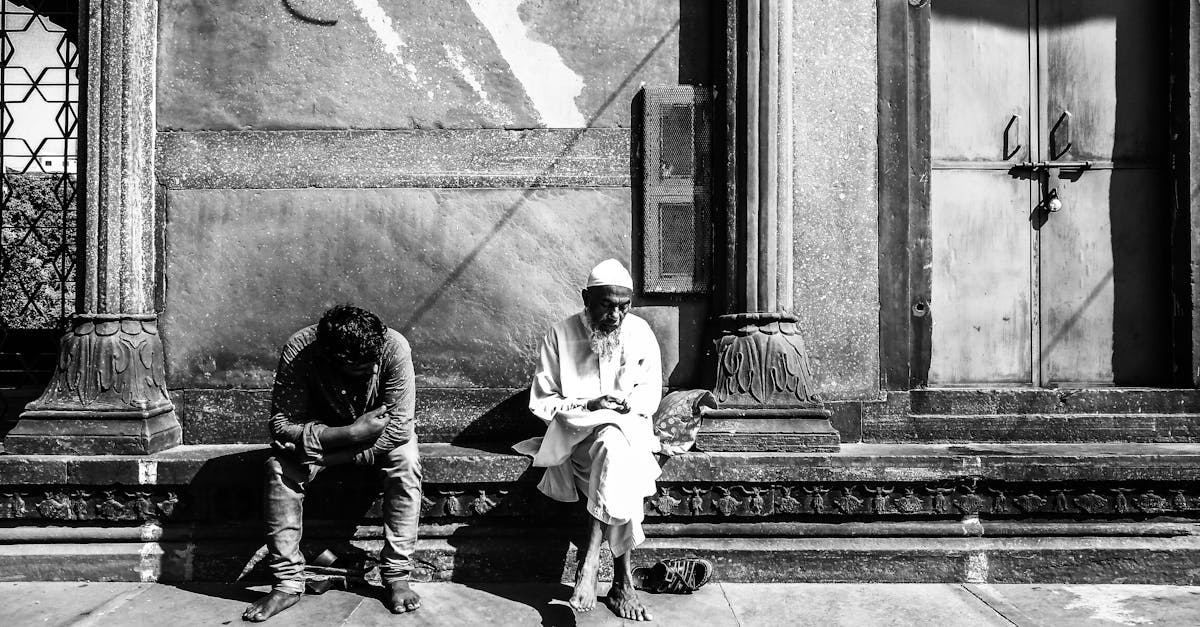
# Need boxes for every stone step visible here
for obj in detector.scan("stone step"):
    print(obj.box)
[864,413,1200,443]
[169,388,1200,447]
[3,534,1199,584]
[898,389,1200,415]
[2,443,1200,524]
[2,443,1200,583]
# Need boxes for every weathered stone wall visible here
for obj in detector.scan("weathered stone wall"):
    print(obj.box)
[790,0,881,401]
[155,0,719,439]
[158,0,717,130]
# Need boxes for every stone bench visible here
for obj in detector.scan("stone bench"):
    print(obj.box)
[3,442,1200,583]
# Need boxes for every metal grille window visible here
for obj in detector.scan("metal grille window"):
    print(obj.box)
[638,86,712,294]
[1,0,79,392]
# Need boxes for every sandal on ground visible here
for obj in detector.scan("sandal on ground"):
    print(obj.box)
[631,557,713,594]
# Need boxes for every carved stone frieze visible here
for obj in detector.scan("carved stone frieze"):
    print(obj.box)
[1136,491,1170,513]
[1,483,1196,523]
[1074,490,1109,514]
[646,487,681,516]
[713,487,742,516]
[954,487,986,516]
[895,488,924,514]
[865,486,895,515]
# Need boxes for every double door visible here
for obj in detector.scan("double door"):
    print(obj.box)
[929,0,1172,387]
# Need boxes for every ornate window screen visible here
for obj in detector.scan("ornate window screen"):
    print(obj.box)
[639,86,713,294]
[1,0,79,387]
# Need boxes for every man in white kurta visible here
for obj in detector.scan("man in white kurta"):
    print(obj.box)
[517,259,662,621]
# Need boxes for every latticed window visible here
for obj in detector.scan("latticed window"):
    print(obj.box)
[1,0,79,394]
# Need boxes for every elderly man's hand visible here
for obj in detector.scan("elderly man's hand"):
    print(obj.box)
[585,395,629,413]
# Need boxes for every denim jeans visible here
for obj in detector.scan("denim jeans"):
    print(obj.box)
[263,434,422,594]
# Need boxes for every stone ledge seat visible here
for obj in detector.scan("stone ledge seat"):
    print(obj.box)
[4,442,1200,584]
[6,441,1200,485]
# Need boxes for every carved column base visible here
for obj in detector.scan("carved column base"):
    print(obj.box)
[696,407,839,453]
[705,313,840,452]
[4,315,181,455]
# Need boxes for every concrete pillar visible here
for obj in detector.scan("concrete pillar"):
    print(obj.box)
[700,0,838,452]
[5,0,181,454]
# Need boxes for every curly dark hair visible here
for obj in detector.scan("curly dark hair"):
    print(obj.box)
[316,304,386,365]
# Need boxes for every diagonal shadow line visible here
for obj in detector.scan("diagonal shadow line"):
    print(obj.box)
[400,19,682,335]
[1039,265,1115,361]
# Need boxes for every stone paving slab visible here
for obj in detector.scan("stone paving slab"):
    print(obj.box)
[0,581,148,627]
[721,583,1012,627]
[79,583,365,627]
[4,582,1200,626]
[971,584,1200,627]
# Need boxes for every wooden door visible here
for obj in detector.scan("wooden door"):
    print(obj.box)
[928,0,1171,387]
[1037,0,1171,386]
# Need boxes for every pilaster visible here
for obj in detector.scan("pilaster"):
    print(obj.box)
[5,0,180,454]
[702,0,838,452]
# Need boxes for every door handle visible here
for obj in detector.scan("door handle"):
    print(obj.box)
[1003,114,1021,160]
[1014,160,1091,171]
[1050,110,1072,159]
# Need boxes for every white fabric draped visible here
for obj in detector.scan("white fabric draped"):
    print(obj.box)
[514,312,663,556]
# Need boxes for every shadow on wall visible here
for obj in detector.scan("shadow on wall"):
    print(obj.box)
[448,389,545,453]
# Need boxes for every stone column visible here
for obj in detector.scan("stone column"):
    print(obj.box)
[5,0,180,454]
[699,0,839,452]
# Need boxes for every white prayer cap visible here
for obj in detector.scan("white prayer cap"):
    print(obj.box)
[585,259,634,290]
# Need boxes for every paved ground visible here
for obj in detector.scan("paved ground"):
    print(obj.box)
[2,581,1199,626]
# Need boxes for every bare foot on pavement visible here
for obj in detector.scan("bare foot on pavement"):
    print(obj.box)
[242,590,300,622]
[606,583,653,621]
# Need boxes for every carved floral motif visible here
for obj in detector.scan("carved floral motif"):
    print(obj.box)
[1073,491,1109,514]
[24,317,173,413]
[895,489,925,514]
[713,487,741,516]
[1015,493,1047,513]
[713,313,820,407]
[955,487,986,516]
[834,487,863,515]
[1135,491,1170,513]
[36,492,71,520]
[776,487,801,514]
[647,488,681,516]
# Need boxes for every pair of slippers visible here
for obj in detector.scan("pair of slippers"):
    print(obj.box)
[631,558,714,594]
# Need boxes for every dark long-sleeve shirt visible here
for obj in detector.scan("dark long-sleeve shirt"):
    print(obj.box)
[269,324,416,466]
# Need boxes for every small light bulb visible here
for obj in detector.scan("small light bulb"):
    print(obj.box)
[1048,196,1063,212]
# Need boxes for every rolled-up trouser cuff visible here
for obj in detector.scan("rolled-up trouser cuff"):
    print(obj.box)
[273,579,305,595]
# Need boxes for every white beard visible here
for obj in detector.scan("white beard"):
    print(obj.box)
[582,310,622,361]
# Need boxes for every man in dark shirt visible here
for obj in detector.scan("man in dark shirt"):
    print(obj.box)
[243,305,422,622]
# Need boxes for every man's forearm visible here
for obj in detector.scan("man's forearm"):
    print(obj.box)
[318,424,371,449]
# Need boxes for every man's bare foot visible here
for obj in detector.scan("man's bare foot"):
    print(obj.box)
[569,561,599,612]
[386,580,421,614]
[606,582,652,621]
[242,590,300,622]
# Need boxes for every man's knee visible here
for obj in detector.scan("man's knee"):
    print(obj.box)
[591,425,632,456]
[265,455,309,485]
[381,442,422,487]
